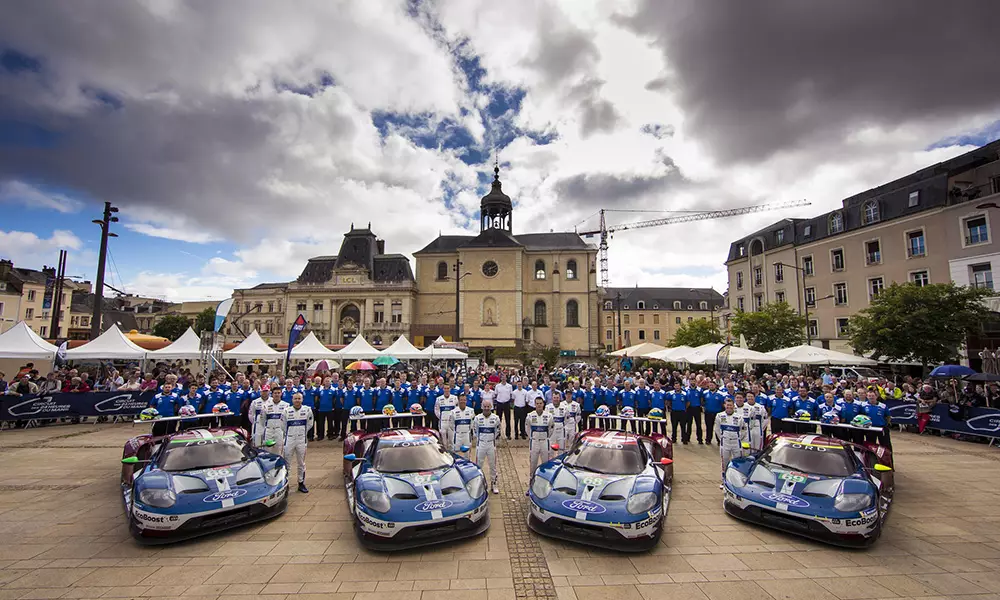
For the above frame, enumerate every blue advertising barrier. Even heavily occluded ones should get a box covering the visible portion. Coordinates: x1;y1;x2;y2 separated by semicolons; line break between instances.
885;398;1000;439
1;391;156;421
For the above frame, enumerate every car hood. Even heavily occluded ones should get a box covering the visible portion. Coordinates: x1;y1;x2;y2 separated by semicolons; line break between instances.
135;454;285;514
729;462;875;518
531;460;662;523
356;460;486;521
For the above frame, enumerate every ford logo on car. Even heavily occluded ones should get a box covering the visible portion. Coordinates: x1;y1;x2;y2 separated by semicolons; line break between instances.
760;492;810;508
414;500;453;512
203;489;248;503
562;499;606;514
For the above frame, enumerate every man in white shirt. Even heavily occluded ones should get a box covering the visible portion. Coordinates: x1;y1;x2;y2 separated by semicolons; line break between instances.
494;378;513;440
512;381;530;439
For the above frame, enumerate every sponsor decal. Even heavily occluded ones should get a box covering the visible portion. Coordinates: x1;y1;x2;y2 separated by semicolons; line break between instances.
760;492;810;508
561;499;606;514
415;500;453;512
358;512;387;529
411;473;438;485
198;468;233;479
634;514;659;530
204;489;248;503
966;414;1000;434
135;511;167;523
6;396;72;417
778;473;807;483
582;441;624;449
831;518;841;524
888;403;916;420
94;394;148;414
579;476;606;487
169;515;179;522
844;514;878;528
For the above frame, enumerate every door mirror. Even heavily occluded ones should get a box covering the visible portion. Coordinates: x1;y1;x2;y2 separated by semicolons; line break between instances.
121;456;140;464
550;443;560;451
873;463;893;472
344;453;357;461
660;457;673;465
263;440;276;447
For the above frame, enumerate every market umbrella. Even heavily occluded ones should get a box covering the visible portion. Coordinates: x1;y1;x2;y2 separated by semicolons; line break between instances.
373;355;399;366
307;359;341;372
964;372;1000;382
929;364;976;378
387;362;408;371
345;360;377;371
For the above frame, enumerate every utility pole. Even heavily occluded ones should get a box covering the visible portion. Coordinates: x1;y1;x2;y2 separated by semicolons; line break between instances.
452;260;471;343
49;249;67;339
615;291;623;349
90;201;119;340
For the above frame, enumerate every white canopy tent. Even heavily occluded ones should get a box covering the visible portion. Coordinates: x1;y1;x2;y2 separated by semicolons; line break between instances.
380;335;425;360
65;324;147;360
337;335;382;360
223;330;282;360
421;344;469;360
767;344;877;366
645;345;694;363
147;327;202;360
288;332;339;359
608;342;667;358
674;343;776;366
0;321;58;360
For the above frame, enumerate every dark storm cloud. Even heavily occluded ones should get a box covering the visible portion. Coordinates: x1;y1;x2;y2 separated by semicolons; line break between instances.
625;0;1000;163
555;160;684;209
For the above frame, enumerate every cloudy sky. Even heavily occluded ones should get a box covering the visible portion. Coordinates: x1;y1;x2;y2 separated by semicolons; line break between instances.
2;0;999;302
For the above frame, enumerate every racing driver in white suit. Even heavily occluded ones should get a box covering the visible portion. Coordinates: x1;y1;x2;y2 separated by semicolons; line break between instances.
435;384;458;451
249;391;266;446
526;397;554;475
258;387;290;455
451;393;475;460
545;391;569;450
472;399;502;494
714;397;749;489
282;392;314;493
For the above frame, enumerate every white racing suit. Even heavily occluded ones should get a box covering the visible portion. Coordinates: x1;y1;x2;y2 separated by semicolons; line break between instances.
258;400;290;455
435;394;458;451
745;402;768;451
282;405;314;484
714;412;749;482
249;397;265;445
451;407;475;459
473;413;501;489
565;400;581;444
526;411;554;474
546;403;569;450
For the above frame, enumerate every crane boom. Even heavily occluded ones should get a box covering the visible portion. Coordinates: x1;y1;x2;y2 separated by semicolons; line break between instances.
578;199;811;287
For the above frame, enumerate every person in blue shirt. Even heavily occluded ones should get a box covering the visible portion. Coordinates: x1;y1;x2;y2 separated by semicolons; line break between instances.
862;390;890;448
424;378;443;430
817;392;842;438
280;379;299;404
667;381;689;444
650;380;668;436
374;378;393;412
149;382;180;436
225;382;246;427
634;379;652;435
702;381;725;445
769;386;794;434
578;381;596;430
469;383;483;412
391;381;408;423
837;390;863;444
684;382;704;444
314;376;338;441
618;381;638;433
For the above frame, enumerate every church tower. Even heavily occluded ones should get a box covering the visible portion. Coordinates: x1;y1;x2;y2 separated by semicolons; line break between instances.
480;163;512;233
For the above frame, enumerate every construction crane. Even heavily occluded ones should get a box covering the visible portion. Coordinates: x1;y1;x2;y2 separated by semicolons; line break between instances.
577;199;811;287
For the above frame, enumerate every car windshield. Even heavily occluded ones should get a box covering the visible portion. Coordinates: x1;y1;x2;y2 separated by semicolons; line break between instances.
564;439;646;475
759;441;855;477
373;440;454;473
159;433;251;471
851;367;879;378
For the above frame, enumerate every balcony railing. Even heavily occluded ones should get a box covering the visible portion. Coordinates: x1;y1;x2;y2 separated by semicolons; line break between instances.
365;321;408;331
865;252;881;265
966;232;989;245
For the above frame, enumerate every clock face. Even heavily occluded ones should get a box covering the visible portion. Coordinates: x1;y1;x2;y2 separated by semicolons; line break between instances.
482;260;499;277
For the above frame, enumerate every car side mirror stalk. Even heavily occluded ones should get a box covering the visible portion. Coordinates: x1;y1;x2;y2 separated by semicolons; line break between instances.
121;456;149;465
660;458;673;465
873;463;892;472
344;453;366;462
263;440;276;447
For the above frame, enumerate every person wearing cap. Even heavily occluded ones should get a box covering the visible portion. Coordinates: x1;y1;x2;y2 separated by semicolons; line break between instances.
473;399;502;494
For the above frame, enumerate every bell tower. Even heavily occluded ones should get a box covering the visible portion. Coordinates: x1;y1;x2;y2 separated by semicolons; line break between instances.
480;162;512;233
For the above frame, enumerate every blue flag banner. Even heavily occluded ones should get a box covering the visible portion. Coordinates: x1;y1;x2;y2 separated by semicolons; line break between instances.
214;298;235;333
884;398;1000;439
286;314;307;366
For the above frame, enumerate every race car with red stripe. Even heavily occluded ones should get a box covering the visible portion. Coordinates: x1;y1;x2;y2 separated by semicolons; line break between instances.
527;428;673;551
342;428;490;550
723;433;894;547
120;427;289;544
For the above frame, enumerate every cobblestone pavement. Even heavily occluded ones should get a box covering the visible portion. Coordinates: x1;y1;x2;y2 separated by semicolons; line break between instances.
1;424;999;600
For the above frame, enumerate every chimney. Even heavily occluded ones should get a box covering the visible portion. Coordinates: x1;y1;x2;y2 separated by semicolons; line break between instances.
42;266;56;280
0;259;11;277
376;239;385;255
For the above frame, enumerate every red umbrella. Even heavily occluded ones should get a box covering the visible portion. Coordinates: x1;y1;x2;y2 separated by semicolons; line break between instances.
345;360;377;371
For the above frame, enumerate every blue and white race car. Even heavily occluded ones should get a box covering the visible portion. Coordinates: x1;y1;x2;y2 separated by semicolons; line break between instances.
723;433;894;547
342;428;490;550
120;427;289;544
527;429;673;551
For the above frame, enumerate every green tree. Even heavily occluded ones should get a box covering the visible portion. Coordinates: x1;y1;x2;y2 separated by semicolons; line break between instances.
850;282;991;369
152;314;191;341
672;318;722;347
731;302;807;352
194;307;216;334
537;346;560;369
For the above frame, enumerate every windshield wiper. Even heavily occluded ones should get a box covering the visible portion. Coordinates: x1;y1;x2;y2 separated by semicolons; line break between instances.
762;461;799;471
569;464;609;474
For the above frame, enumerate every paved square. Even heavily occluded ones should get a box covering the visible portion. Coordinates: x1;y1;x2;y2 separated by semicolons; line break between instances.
0;424;998;599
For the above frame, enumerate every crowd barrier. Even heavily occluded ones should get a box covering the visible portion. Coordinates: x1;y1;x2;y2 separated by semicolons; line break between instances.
1;390;156;422
885;398;1000;439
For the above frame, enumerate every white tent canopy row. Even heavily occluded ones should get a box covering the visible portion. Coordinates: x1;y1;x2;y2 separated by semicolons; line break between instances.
337;335;381;360
66;324;147;360
289;332;339;359
671;343;776;365
0;321;59;360
147;327;201;360
645;345;695;363
608;342;666;358
766;344;876;366
421;335;469;360
379;335;425;360
223;330;281;360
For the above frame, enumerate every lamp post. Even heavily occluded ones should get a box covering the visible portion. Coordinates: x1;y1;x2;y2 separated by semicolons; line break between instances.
615;291;623;349
90;201;119;340
775;262;835;345
451;261;472;342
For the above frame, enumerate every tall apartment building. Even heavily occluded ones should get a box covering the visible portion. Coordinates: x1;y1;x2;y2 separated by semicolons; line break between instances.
725;140;1000;356
0;259;91;338
599;287;724;351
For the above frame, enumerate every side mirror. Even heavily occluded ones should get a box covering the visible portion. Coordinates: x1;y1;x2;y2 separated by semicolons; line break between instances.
344;453;360;461
551;443;560;451
873;463;893;472
121;456;140;464
741;442;751;449
459;445;470;453
660;458;673;465
263;440;276;447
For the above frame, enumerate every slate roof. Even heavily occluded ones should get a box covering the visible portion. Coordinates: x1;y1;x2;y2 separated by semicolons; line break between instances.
603;287;724;311
415;231;591;254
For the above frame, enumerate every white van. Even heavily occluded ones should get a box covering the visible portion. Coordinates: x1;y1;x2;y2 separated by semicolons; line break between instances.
824;366;880;381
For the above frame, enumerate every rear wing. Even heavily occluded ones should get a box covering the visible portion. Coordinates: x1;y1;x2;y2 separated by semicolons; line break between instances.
132;411;233;425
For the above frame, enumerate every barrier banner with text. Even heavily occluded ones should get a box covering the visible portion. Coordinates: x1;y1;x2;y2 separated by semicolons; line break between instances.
885;398;1000;439
1;391;156;421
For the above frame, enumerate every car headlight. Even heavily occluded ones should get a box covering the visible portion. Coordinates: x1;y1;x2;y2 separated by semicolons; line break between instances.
626;491;657;514
138;488;176;508
725;468;748;488
531;477;552;499
264;466;287;487
834;493;872;512
359;490;391;513
465;475;485;499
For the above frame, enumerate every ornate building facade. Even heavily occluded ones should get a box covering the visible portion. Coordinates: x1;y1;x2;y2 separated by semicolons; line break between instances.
412;165;601;360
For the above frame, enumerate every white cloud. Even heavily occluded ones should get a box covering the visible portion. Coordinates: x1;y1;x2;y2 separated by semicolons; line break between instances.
124;222;222;244
0;180;83;213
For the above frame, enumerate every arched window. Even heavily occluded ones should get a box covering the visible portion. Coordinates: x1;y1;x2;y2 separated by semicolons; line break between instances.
566;259;577;280
700;301;708;310
673;301;681;310
603;301;612;310
566;300;579;327
534;300;547;326
535;260;546;280
437;261;448;280
863;200;880;224
637;301;645;309
829;212;844;234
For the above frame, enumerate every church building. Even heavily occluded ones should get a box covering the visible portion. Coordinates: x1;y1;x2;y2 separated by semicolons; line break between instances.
412;165;601;360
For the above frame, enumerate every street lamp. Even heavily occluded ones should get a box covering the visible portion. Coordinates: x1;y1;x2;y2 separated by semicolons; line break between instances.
775;262;836;345
90;202;119;340
450;260;472;342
